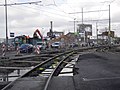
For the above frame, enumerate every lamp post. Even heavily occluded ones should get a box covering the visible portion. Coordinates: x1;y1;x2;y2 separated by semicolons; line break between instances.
108;5;111;45
96;22;98;45
74;18;76;33
5;0;8;50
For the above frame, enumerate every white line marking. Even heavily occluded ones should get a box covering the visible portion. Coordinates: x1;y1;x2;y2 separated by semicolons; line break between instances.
83;77;120;81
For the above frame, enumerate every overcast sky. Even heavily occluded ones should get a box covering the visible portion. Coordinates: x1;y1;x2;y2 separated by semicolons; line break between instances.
0;0;120;38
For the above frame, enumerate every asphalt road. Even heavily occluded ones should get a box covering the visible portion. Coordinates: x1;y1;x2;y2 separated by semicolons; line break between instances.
2;51;120;90
74;52;120;90
48;51;120;90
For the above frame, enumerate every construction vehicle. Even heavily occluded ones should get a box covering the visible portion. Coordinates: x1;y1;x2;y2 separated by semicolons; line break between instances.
14;29;47;47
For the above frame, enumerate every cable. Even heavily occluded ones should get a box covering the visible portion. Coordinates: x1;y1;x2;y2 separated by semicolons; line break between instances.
9;0;74;19
45;0;76;19
35;0;75;19
6;0;41;15
2;0;73;20
69;9;109;14
34;4;74;19
39;4;75;19
0;1;42;6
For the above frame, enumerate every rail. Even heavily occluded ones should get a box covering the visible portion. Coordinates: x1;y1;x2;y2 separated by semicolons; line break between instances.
2;50;75;90
44;52;74;90
2;44;120;90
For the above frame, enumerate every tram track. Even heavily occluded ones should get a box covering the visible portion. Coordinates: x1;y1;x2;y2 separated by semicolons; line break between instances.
1;50;77;90
0;49;65;85
1;45;120;90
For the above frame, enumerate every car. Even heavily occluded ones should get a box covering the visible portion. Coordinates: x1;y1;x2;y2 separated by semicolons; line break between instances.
70;43;79;48
19;44;34;53
51;42;61;48
80;42;88;47
36;42;47;50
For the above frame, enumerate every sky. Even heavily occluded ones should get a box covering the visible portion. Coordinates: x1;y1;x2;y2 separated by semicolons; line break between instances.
0;0;120;38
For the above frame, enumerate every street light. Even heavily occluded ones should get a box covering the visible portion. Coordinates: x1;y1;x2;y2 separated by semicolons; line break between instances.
5;0;8;50
74;18;76;33
108;5;111;45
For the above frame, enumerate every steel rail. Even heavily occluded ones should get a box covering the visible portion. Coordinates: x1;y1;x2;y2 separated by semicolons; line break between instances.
2;50;74;90
44;52;74;90
22;50;74;77
2;45;119;90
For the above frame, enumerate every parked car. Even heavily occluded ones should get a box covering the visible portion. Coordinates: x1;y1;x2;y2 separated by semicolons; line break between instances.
36;42;47;50
19;44;34;53
69;43;79;48
51;42;61;48
80;42;88;47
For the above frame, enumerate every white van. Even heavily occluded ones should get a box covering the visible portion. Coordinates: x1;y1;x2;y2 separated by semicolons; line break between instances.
36;42;47;50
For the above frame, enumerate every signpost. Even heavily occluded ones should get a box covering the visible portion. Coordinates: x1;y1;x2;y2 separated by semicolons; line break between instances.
10;32;14;37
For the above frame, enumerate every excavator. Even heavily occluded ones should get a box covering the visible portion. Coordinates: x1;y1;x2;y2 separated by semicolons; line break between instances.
33;29;48;49
33;29;43;41
14;29;44;46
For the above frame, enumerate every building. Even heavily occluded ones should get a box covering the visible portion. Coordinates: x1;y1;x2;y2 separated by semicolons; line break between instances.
47;31;64;39
97;31;115;44
77;24;92;43
0;38;5;43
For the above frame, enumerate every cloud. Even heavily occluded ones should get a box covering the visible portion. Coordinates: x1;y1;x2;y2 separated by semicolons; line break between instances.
0;0;120;38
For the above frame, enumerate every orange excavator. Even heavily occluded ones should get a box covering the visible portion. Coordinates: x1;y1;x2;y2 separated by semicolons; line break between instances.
33;29;43;41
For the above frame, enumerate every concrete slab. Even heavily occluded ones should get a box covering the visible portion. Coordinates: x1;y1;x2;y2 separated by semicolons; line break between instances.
48;76;75;90
3;76;48;90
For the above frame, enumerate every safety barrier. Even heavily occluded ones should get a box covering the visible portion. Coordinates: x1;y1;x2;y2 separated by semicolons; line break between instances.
2;44;6;57
15;46;22;56
34;46;40;54
16;46;20;55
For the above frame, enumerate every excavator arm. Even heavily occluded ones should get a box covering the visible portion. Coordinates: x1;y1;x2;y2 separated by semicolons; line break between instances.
33;29;43;40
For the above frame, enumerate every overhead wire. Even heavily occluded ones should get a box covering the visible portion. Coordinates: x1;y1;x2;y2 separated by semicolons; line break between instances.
47;0;75;19
0;0;79;20
1;0;116;29
0;1;42;6
7;0;41;15
34;4;74;19
96;0;117;26
3;0;74;20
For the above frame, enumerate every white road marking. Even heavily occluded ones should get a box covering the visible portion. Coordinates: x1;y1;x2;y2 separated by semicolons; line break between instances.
83;77;120;81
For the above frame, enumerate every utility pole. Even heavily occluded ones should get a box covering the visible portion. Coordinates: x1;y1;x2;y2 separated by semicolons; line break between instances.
108;5;111;45
81;8;86;43
82;8;83;24
74;18;76;33
5;0;8;50
50;21;53;32
96;22;98;44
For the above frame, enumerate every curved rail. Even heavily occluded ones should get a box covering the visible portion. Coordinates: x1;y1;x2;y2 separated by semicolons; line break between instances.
2;50;74;90
44;52;74;90
3;44;119;90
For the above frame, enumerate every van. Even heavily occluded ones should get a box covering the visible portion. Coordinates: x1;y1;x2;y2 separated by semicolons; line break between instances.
51;42;61;48
36;42;47;50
